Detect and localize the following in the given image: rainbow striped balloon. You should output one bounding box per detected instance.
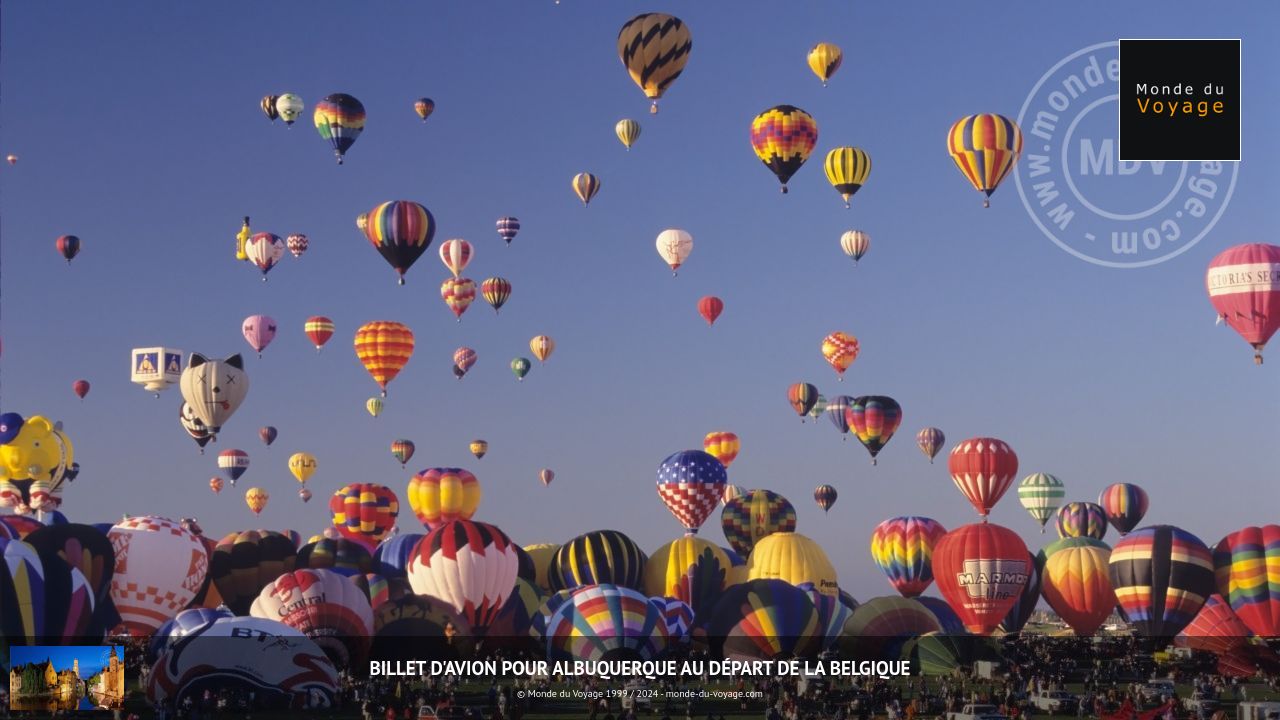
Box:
[1213,525,1280,638]
[1098,483,1149,536]
[869,516,947,598]
[1109,525,1214,637]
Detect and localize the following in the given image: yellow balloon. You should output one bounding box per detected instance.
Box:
[615,119,641,150]
[746,532,839,596]
[522,542,561,592]
[366,397,384,417]
[235,216,251,262]
[807,42,843,86]
[469,440,488,459]
[617,13,692,113]
[530,335,555,363]
[644,536,730,600]
[406,468,482,530]
[288,452,317,484]
[245,487,269,515]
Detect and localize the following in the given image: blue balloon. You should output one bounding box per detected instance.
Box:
[373,533,423,578]
[148,607,235,664]
[0,413,24,444]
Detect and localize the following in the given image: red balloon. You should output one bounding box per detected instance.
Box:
[947,437,1018,517]
[72,380,90,399]
[697,296,724,326]
[1206,243,1280,363]
[932,522,1030,635]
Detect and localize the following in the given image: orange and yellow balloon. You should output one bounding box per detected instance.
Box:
[947,114,1023,207]
[245,487,269,515]
[530,335,555,363]
[406,468,481,531]
[702,431,740,468]
[807,42,843,86]
[354,321,414,397]
[821,332,860,380]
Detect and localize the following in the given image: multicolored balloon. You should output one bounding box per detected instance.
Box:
[616,119,641,149]
[572,173,601,206]
[750,105,818,193]
[304,316,334,352]
[543,583,669,662]
[808,394,828,422]
[916,427,945,463]
[847,395,902,465]
[209,476,222,494]
[414,97,435,122]
[245,487,269,515]
[453,347,477,378]
[807,42,842,86]
[787,382,819,421]
[244,232,285,280]
[869,516,946,597]
[313,93,365,164]
[1017,473,1065,532]
[617,13,691,114]
[218,449,250,483]
[259,426,277,446]
[813,484,837,513]
[249,568,373,666]
[1213,525,1280,638]
[704,579,820,661]
[702,431,739,468]
[530,335,555,363]
[363,200,435,285]
[496,217,520,245]
[656,450,727,535]
[56,235,81,264]
[469,440,488,459]
[1098,483,1149,536]
[1109,525,1215,637]
[820,332,859,380]
[1039,537,1116,636]
[390,439,415,468]
[948,437,1018,517]
[947,113,1023,207]
[1205,244,1280,363]
[440,277,476,320]
[932,522,1030,635]
[481,277,512,313]
[261,95,278,121]
[407,468,481,531]
[643,536,730,618]
[354,321,414,396]
[1056,502,1108,540]
[329,483,400,551]
[720,489,797,558]
[824,147,871,208]
[438,238,473,278]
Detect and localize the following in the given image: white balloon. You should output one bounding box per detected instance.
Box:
[179,353,250,436]
[656,228,693,274]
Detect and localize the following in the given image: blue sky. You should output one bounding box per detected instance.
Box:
[9,646,121,677]
[1,2,1277,601]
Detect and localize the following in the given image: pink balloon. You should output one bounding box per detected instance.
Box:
[242,315,278,356]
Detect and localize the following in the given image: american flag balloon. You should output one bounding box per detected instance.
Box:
[655,450,727,535]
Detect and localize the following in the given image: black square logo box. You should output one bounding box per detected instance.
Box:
[1119,39,1240,161]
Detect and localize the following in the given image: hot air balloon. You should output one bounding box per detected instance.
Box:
[24,522,121,635]
[56,235,81,264]
[697,296,723,326]
[1017,473,1065,532]
[932,522,1030,635]
[496,216,520,245]
[481,277,512,313]
[511,357,531,381]
[218,449,250,483]
[209,477,222,494]
[6,154,17,165]
[529,335,555,364]
[354,321,414,396]
[820,332,859,380]
[303,316,334,352]
[180,402,212,454]
[572,173,600,206]
[813,485,837,513]
[363,200,435,285]
[720,489,797,558]
[208,529,298,615]
[1110,525,1215,638]
[287,452,316,484]
[244,232,285,280]
[72,379,90,400]
[406,468,481,531]
[276,93,303,125]
[179,353,249,437]
[617,13,691,114]
[1205,243,1280,363]
[108,516,208,634]
[241,315,277,358]
[148,607,236,664]
[0,539,98,642]
[469,440,488,459]
[285,233,308,258]
[644,536,730,618]
[390,439,415,468]
[1039,537,1116,636]
[313,93,365,164]
[414,97,435,121]
[998,551,1044,634]
[847,395,902,465]
[824,147,871,208]
[703,579,821,661]
[366,397,384,418]
[1098,483,1149,536]
[948,437,1019,518]
[261,94,279,121]
[549,530,647,592]
[1179,594,1255,655]
[406,520,519,631]
[787,382,819,421]
[947,114,1023,207]
[840,230,870,264]
[656,228,693,275]
[916,427,945,463]
[298,487,312,503]
[438,238,473,278]
[453,347,477,379]
[870,516,947,598]
[616,118,641,149]
[543,583,670,662]
[656,450,727,535]
[1056,502,1108,540]
[824,395,852,437]
[807,42,842,86]
[259,426,277,446]
[245,487,269,515]
[702,431,739,468]
[750,105,818,193]
[250,568,374,666]
[297,537,372,578]
[538,468,554,487]
[839,597,942,661]
[329,483,400,551]
[1213,525,1280,638]
[440,277,476,320]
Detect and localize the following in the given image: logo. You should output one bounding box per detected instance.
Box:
[1015,42,1238,268]
[956,558,1028,600]
[1118,40,1240,161]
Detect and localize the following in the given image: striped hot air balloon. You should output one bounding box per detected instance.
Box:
[548,529,647,592]
[406,468,481,531]
[813,485,838,513]
[846,395,901,465]
[1098,483,1149,535]
[440,278,476,320]
[947,113,1023,207]
[354,321,414,396]
[481,277,512,313]
[496,217,520,245]
[1039,537,1116,636]
[823,147,871,208]
[948,437,1018,518]
[390,439,415,468]
[363,200,435,285]
[617,13,692,114]
[656,450,727,536]
[304,316,334,351]
[313,93,365,164]
[1017,473,1065,532]
[702,431,739,468]
[1109,525,1215,637]
[571,173,601,206]
[869,516,947,597]
[1213,525,1280,638]
[787,382,819,421]
[329,483,399,552]
[916,427,945,463]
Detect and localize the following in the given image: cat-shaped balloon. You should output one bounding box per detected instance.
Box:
[179,353,249,437]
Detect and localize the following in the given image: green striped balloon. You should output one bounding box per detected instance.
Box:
[1017,473,1065,532]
